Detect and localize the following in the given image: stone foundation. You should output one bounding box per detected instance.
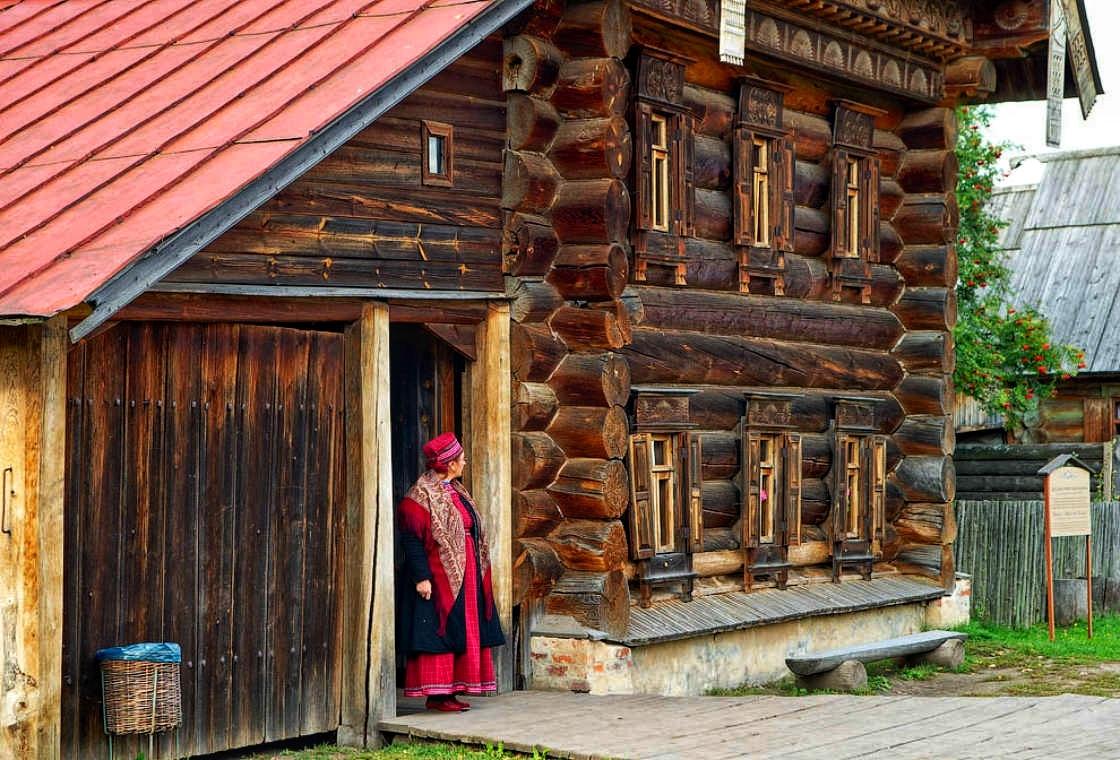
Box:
[530,596,970,696]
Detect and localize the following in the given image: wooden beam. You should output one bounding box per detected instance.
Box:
[339,303,394,747]
[0,316,66,760]
[471,302,513,692]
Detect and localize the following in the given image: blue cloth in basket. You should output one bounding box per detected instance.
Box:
[95,642,181,664]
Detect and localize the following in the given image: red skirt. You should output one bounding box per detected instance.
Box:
[404,533,496,696]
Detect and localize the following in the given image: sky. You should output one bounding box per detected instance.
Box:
[985,0,1117,185]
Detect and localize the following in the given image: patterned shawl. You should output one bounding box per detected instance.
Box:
[404,469,492,603]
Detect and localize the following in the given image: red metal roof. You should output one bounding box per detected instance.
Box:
[0,0,506,318]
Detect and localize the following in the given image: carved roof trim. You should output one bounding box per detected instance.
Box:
[774,0,970,61]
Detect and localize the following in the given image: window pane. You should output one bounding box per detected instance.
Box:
[658,476,674,552]
[653,437,668,467]
[427,134,445,175]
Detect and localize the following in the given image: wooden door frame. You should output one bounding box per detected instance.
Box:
[0,316,66,760]
[338,299,511,748]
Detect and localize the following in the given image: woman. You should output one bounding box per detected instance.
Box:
[397,432,504,712]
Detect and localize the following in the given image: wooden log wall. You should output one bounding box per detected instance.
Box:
[167,39,508,293]
[504,0,634,638]
[505,3,964,632]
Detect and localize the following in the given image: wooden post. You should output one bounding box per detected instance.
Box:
[0,316,66,760]
[471,302,513,692]
[1087,533,1094,639]
[339,302,394,747]
[1043,473,1056,642]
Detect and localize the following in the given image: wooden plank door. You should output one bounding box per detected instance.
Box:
[62,322,346,759]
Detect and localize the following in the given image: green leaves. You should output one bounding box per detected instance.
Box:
[952,107,1082,432]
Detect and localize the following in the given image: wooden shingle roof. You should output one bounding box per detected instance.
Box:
[992,147,1120,373]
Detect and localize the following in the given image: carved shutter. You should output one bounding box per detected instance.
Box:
[832,432,851,542]
[775,135,796,253]
[870,435,887,547]
[635,103,654,232]
[862,157,880,262]
[1084,398,1111,442]
[685,432,704,553]
[859,436,874,541]
[742,421,762,548]
[733,126,753,247]
[679,114,696,237]
[831,149,850,258]
[628,433,656,559]
[783,432,802,546]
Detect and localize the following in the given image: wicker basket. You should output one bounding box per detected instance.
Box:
[100,659,182,735]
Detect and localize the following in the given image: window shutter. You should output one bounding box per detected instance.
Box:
[679,115,696,237]
[832,432,851,542]
[733,126,754,247]
[775,135,796,253]
[686,432,704,553]
[870,435,887,546]
[831,149,849,258]
[862,157,880,262]
[859,436,874,541]
[1084,398,1111,442]
[743,423,763,548]
[636,103,654,232]
[783,432,802,546]
[628,433,656,559]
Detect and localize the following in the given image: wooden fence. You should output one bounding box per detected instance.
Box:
[954,500,1120,628]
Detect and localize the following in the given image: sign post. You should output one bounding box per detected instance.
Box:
[1038,454,1094,641]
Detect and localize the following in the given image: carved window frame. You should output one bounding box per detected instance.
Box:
[829,397,887,581]
[734,78,795,295]
[740,393,802,591]
[627,386,702,607]
[633,51,695,285]
[829,101,883,303]
[421,120,454,187]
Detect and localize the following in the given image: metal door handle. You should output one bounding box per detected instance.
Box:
[1,466,12,536]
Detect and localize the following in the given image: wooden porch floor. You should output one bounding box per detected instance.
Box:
[382,691,1120,759]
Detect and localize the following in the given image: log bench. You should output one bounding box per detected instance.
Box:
[785,630,967,691]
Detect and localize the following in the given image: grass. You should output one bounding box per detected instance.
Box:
[240,741,548,760]
[706,615,1120,699]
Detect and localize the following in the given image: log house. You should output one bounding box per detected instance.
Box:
[0,0,1097,756]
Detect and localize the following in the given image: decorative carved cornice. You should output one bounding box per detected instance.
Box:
[781,0,970,61]
[628,0,945,102]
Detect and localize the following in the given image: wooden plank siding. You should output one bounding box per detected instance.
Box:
[62,322,346,759]
[164,38,506,295]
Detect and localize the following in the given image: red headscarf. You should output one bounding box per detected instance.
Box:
[423,432,463,472]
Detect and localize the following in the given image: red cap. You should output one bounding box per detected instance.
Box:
[423,432,463,469]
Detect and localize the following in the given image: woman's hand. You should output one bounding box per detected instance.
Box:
[416,580,432,600]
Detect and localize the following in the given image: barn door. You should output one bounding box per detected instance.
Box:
[63,322,347,759]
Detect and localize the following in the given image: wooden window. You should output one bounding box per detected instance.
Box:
[421,120,453,187]
[752,138,770,247]
[650,114,671,232]
[628,431,703,559]
[1115,399,1120,437]
[734,79,794,294]
[831,433,888,579]
[829,102,882,302]
[742,422,803,590]
[633,52,694,284]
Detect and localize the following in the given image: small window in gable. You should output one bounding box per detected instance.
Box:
[633,51,695,285]
[733,77,794,295]
[741,392,802,592]
[829,101,884,302]
[422,120,453,187]
[829,396,887,582]
[627,387,703,608]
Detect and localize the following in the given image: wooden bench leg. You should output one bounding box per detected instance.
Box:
[795,660,867,692]
[905,639,965,669]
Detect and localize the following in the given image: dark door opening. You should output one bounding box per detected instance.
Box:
[389,324,466,692]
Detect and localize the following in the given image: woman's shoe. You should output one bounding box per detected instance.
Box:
[425,696,466,712]
[450,696,471,710]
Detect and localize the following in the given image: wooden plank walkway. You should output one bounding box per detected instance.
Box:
[381,691,1120,759]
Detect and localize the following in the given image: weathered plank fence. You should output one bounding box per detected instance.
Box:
[954,500,1120,628]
